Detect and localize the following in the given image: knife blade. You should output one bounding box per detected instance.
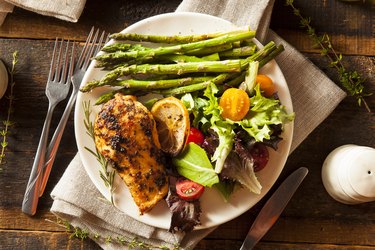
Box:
[240,167,309,250]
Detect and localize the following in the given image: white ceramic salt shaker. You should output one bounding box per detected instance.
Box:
[345,146,375,199]
[0,59,8,100]
[322,144,375,204]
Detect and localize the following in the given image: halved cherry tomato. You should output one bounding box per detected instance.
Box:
[186,127,205,146]
[176,178,205,201]
[256,74,275,97]
[219,88,250,121]
[250,143,269,172]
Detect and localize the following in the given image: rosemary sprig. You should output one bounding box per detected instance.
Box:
[83,100,116,204]
[285,0,372,112]
[47,217,179,249]
[0,51,18,168]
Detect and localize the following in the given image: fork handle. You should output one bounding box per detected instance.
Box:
[39,90,79,197]
[22,103,56,216]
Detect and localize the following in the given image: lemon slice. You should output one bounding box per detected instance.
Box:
[151,96,190,156]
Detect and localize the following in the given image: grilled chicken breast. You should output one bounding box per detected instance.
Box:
[94,94,169,214]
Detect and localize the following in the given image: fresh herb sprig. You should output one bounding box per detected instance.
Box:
[0,51,18,168]
[285,0,372,112]
[47,217,179,249]
[83,101,116,204]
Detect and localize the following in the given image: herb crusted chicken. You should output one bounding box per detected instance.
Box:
[94,93,169,214]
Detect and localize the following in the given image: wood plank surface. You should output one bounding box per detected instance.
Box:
[271,0,375,56]
[0,0,374,249]
[0,0,373,55]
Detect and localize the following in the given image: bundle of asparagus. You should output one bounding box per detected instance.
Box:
[80,27,284,105]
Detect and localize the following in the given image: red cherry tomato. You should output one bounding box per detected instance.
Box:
[176,178,205,201]
[186,127,205,146]
[250,144,269,172]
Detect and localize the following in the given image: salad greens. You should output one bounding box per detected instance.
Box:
[166,185,201,233]
[181,82,294,176]
[173,143,219,187]
[85,25,294,233]
[221,152,262,194]
[237,84,295,142]
[202,83,235,173]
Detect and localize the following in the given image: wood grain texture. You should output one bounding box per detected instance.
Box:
[0,0,373,55]
[0,0,181,41]
[0,230,98,250]
[0,0,374,249]
[270,0,375,56]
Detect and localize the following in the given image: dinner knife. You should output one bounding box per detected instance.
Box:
[240,167,308,250]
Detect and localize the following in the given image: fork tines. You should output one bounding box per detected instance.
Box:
[49,38,75,84]
[77,27,108,71]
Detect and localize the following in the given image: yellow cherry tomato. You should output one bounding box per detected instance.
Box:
[256,74,275,97]
[219,88,250,121]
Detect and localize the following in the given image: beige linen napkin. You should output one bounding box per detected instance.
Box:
[0,1,13,26]
[51,0,347,249]
[0,0,86,26]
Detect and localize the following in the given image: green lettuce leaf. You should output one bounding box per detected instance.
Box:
[221,152,262,194]
[236,84,295,142]
[173,143,219,187]
[214,180,235,202]
[181,93,210,129]
[180,83,294,175]
[202,83,235,173]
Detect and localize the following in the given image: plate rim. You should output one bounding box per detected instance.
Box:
[74,11,294,230]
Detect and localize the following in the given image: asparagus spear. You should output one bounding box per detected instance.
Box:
[158,53,220,63]
[85,41,276,92]
[240,41,276,70]
[222,45,285,89]
[185,43,233,56]
[95,43,283,104]
[95,89,138,105]
[101,41,232,57]
[155,73,230,96]
[81,76,215,92]
[242,61,259,94]
[258,44,284,67]
[96,60,242,87]
[94,31,256,63]
[96,52,220,70]
[219,45,257,58]
[109,27,252,43]
[154,42,280,95]
[101,43,149,53]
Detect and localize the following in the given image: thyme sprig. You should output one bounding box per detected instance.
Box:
[83,100,115,204]
[47,217,179,249]
[285,0,372,112]
[0,51,18,168]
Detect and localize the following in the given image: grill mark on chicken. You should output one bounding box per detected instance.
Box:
[94,94,169,214]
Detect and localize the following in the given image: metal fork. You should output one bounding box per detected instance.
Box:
[38,27,107,196]
[22,39,75,216]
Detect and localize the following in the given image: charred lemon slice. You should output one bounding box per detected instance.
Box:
[151,96,190,156]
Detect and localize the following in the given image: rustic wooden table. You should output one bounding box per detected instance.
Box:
[0,0,374,249]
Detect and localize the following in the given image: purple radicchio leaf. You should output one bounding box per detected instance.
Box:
[201,129,219,157]
[165,184,202,233]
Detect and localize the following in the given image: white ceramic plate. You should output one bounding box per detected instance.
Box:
[75,12,294,230]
